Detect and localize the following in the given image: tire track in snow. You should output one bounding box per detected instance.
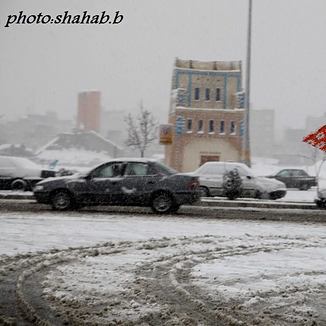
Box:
[0,235,326,325]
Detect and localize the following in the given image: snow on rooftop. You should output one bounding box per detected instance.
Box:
[36,148,111,167]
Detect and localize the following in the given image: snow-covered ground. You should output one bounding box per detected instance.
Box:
[1,211,324,256]
[1,212,326,324]
[1,154,326,324]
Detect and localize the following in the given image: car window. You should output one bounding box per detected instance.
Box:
[92,163,122,178]
[293,170,308,177]
[125,162,149,176]
[277,170,291,177]
[226,166,247,177]
[225,164,253,177]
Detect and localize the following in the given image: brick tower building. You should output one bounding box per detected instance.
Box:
[77,91,101,133]
[165,58,245,172]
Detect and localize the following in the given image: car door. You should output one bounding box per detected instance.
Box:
[226,164,257,198]
[118,162,159,205]
[293,169,309,189]
[198,164,225,196]
[87,162,124,204]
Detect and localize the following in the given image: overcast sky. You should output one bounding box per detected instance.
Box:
[1,0,326,133]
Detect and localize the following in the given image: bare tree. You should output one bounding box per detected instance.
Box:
[124,104,158,157]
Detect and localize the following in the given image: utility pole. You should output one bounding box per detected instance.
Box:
[243,0,252,167]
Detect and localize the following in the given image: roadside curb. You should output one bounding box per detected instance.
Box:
[0,193,318,210]
[200,198,317,210]
[0,194,34,200]
[0,199,325,223]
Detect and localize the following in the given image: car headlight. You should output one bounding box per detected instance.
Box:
[34,185,44,191]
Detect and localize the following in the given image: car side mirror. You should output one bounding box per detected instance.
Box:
[246,175,252,180]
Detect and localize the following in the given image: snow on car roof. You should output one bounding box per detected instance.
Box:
[107,157,158,163]
[201,161,247,166]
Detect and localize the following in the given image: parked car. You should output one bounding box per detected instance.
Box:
[33,158,200,213]
[191,161,286,200]
[0,156,56,191]
[266,169,316,190]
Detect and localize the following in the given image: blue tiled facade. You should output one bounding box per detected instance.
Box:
[173,69,242,109]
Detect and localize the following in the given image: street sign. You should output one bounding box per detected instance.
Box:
[159,124,173,145]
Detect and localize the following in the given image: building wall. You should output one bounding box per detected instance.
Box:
[165,59,244,172]
[182,138,240,171]
[77,91,101,132]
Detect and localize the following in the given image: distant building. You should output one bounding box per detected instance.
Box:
[274,128,313,165]
[165,58,245,172]
[36,130,123,166]
[0,111,73,150]
[77,91,101,132]
[250,109,275,157]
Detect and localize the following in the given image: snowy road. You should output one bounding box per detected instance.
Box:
[1,212,326,325]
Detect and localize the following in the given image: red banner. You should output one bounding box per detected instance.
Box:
[303,125,326,151]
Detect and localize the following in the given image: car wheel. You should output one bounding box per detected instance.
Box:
[316,201,323,208]
[11,179,27,191]
[151,192,174,214]
[255,190,262,199]
[316,199,326,209]
[199,186,209,197]
[299,184,310,191]
[51,191,74,211]
[269,192,281,200]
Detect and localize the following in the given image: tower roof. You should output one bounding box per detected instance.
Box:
[175,58,241,72]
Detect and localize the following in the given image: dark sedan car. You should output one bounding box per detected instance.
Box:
[33,158,200,213]
[266,169,316,190]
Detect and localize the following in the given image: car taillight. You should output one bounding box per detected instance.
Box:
[188,178,200,190]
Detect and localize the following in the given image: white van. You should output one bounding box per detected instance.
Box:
[0,156,55,190]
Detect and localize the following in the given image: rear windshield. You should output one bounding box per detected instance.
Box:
[154,162,177,175]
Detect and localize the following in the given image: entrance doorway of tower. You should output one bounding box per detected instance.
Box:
[200,155,220,166]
